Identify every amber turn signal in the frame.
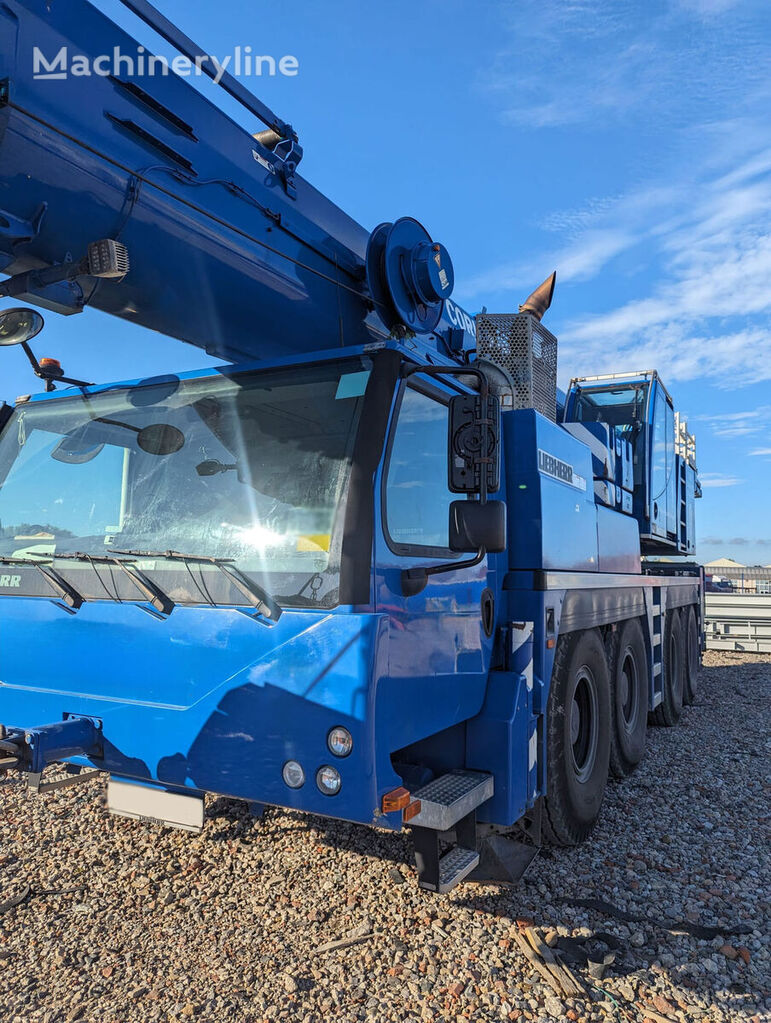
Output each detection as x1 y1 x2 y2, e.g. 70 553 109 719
402 799 422 823
381 786 410 813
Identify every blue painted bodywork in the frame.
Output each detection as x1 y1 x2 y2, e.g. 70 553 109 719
0 598 406 825
504 411 599 572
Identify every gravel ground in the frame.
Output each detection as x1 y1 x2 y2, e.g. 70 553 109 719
1 650 769 1023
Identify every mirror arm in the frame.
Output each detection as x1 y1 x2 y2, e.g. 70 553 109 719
20 340 93 391
402 363 489 400
20 340 41 374
401 547 486 597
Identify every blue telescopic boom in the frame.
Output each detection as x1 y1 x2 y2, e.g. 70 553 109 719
0 0 471 363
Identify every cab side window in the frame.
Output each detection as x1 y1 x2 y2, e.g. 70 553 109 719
385 386 454 553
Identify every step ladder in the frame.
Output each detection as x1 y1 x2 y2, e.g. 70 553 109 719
408 770 494 893
651 586 664 707
678 459 688 551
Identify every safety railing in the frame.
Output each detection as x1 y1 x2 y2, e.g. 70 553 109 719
704 594 771 653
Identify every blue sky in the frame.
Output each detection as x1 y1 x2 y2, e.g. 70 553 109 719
3 0 770 564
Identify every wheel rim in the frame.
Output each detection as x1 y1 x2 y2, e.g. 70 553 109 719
619 647 639 733
570 667 599 783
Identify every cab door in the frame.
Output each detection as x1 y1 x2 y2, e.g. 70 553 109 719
373 375 497 758
648 379 676 541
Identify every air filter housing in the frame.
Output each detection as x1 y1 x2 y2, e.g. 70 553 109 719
475 312 558 422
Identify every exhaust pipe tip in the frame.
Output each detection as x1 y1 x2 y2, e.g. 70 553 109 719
519 271 557 321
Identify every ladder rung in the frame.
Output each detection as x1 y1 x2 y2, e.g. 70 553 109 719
433 846 480 893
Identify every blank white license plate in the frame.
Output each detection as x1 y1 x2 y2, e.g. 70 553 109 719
108 779 204 833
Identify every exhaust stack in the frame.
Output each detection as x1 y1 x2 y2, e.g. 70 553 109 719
519 271 556 322
475 271 560 422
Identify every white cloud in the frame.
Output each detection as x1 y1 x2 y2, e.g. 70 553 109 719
481 0 769 132
675 0 743 15
540 196 622 237
562 190 771 354
463 141 771 389
692 406 771 438
699 473 744 488
460 229 635 300
560 325 771 389
466 3 771 390
749 448 771 456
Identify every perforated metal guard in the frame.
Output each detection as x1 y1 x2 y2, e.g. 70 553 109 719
475 313 558 421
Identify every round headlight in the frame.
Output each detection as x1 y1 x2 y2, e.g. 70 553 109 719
316 765 342 796
282 760 305 789
327 726 353 758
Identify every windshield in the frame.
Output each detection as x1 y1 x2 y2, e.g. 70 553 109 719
573 383 648 489
574 384 646 427
0 358 371 608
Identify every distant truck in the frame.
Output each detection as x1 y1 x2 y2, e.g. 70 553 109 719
0 0 703 892
706 577 732 593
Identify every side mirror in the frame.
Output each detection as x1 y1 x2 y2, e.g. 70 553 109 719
448 392 501 494
51 432 106 464
0 307 44 347
449 500 506 553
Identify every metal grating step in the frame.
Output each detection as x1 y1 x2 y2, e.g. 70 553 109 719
433 846 480 894
408 770 494 831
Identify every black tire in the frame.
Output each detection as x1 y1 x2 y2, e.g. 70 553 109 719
683 605 700 705
608 618 648 778
543 629 611 846
650 609 685 727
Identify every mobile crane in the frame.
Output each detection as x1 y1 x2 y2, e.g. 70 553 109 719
0 0 702 892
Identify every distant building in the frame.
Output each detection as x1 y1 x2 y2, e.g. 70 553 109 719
704 558 771 594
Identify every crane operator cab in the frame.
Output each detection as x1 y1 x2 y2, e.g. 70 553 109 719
563 371 700 556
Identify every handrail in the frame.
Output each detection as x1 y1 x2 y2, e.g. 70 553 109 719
119 0 299 144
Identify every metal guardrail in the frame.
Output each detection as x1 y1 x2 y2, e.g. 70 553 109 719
704 594 771 653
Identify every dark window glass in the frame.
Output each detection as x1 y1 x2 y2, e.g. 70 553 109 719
386 387 453 551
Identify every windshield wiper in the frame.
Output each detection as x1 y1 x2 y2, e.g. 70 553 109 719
110 550 282 622
26 551 174 615
0 556 85 610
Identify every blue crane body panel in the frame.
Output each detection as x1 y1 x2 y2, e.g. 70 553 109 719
0 0 703 887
